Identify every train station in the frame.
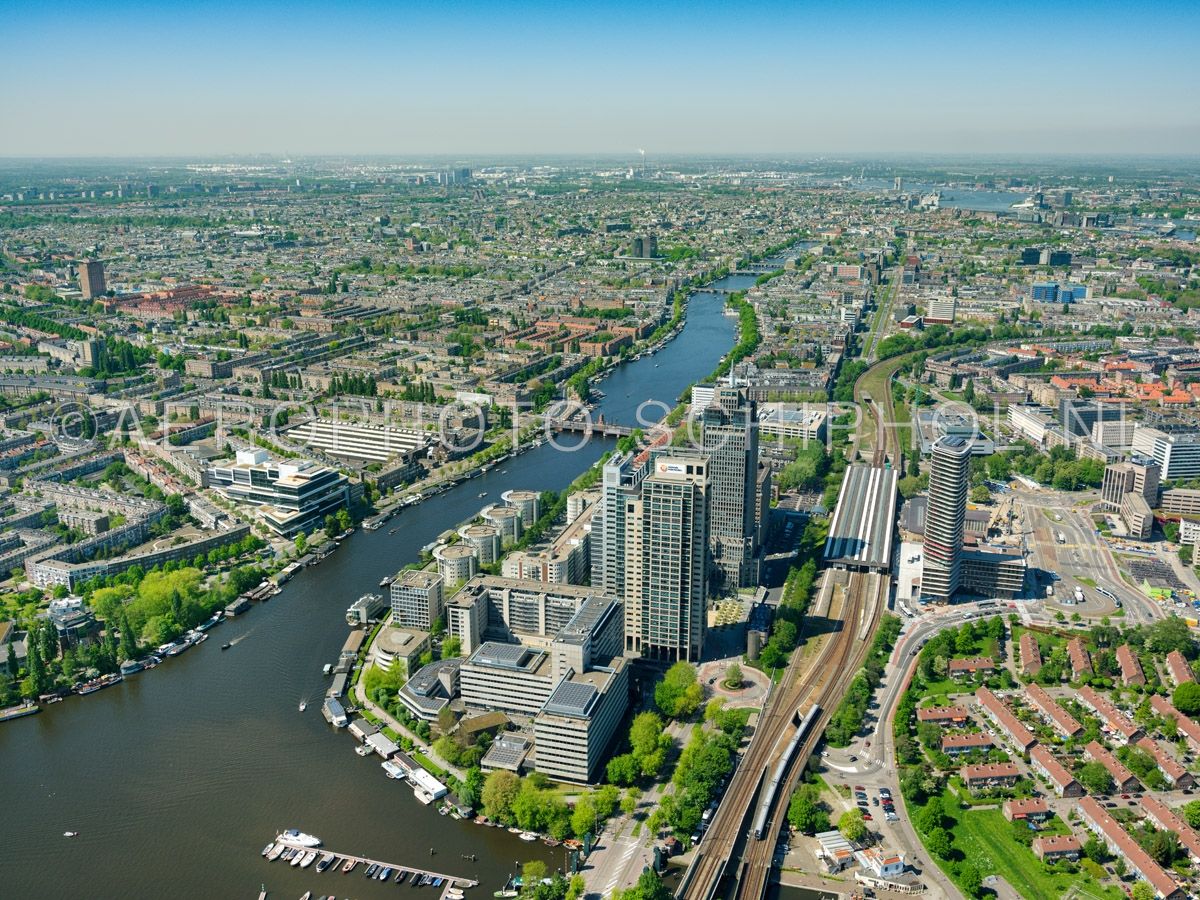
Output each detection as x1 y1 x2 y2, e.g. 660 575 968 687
822 464 899 573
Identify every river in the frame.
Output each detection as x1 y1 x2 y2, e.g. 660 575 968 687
0 271 755 899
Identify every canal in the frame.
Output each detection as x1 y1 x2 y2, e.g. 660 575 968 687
0 272 756 899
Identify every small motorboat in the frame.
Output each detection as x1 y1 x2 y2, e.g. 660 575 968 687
519 832 537 842
221 642 231 650
298 701 307 713
389 528 398 534
300 893 312 900
341 858 358 873
63 831 78 838
261 842 275 856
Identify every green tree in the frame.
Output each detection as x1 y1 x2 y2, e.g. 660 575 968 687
607 753 640 786
787 785 830 834
838 808 867 843
723 662 744 689
336 508 352 532
1173 681 1200 715
1077 761 1113 795
571 794 597 838
959 862 983 898
926 826 952 859
117 607 138 661
655 662 704 719
442 636 462 659
459 767 485 809
294 532 307 555
1132 885 1155 900
521 860 547 891
1182 800 1200 830
482 770 520 823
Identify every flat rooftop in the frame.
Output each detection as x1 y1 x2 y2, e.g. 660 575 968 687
824 464 898 572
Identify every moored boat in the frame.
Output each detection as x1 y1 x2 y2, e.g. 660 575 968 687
341 858 357 873
279 829 322 847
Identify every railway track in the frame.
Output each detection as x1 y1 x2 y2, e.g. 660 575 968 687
733 573 885 900
678 358 897 900
680 573 883 900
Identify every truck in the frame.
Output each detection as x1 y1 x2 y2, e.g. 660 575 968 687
1056 531 1067 545
1074 586 1085 604
1046 584 1054 598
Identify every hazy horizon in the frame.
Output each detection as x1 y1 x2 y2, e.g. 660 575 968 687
2 0 1198 157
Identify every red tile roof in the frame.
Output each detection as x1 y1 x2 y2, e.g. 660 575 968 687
1167 650 1195 685
1025 684 1083 737
1078 797 1182 900
1084 741 1139 790
975 687 1037 751
1079 686 1143 741
1142 795 1200 862
1067 637 1092 677
1116 645 1145 685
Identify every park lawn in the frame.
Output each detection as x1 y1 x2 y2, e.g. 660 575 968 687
914 677 968 701
1012 625 1066 659
946 803 1121 900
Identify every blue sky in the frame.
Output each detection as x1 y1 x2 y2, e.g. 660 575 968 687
2 0 1197 156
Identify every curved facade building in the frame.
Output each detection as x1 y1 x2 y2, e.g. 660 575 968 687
484 505 523 543
459 523 502 565
501 489 541 527
433 543 477 585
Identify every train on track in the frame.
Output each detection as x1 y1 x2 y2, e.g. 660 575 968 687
751 703 822 840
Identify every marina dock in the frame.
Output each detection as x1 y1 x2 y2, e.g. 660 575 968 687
269 838 479 898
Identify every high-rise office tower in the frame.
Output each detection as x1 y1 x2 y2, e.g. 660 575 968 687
637 452 709 662
700 386 760 589
592 451 649 602
922 436 971 603
78 259 106 299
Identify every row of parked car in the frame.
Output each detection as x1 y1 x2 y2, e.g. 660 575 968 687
854 785 899 823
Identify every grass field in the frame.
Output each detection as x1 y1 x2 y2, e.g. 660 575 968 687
941 798 1122 900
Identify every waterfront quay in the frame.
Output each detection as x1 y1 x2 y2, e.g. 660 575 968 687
0 283 739 899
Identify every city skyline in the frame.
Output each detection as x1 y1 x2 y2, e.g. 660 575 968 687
3 0 1199 157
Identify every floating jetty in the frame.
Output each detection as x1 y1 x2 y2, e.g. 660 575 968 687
268 838 479 897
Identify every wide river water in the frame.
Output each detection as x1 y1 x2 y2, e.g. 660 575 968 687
0 273 761 899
